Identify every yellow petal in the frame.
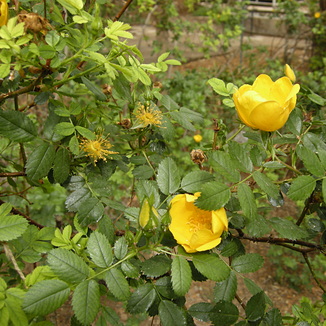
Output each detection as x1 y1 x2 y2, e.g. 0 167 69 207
249 101 290 131
284 64 296 82
189 229 221 252
269 77 294 106
251 74 274 99
211 208 228 233
0 0 8 26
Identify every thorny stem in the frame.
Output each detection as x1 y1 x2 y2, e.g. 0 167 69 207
113 0 134 21
302 252 326 293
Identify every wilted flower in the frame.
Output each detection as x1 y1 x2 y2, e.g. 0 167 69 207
80 135 118 163
193 134 203 143
169 193 228 253
284 64 296 82
0 0 8 26
233 74 300 132
190 149 206 165
314 12 321 19
134 103 163 128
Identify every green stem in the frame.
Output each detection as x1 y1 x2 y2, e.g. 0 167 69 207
226 124 246 143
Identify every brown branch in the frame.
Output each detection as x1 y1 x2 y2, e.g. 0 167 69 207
0 199 44 229
234 234 325 253
3 244 26 283
0 172 27 177
296 192 314 226
113 0 134 21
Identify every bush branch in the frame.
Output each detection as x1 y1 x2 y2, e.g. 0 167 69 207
113 0 134 21
0 172 27 177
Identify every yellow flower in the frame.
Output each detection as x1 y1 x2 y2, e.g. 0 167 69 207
233 74 300 132
284 64 296 82
169 193 228 253
80 136 117 163
0 0 8 26
314 12 321 19
134 103 163 128
193 134 203 143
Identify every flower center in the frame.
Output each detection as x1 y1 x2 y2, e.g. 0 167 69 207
187 211 212 233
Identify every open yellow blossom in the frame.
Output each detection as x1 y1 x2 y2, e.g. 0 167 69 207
169 193 228 253
193 134 203 143
0 0 8 26
284 64 296 82
134 103 163 128
80 136 117 163
233 74 300 132
314 12 321 19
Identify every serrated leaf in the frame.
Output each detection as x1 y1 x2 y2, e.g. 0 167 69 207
47 248 90 283
98 217 115 245
136 180 160 207
127 283 156 314
114 236 128 260
65 187 92 212
188 302 212 322
213 271 237 302
22 279 70 316
53 147 70 183
244 278 272 306
76 197 104 226
0 215 28 241
158 94 179 111
159 300 187 326
5 295 29 326
169 110 196 131
104 268 130 300
181 171 215 193
192 253 230 282
0 109 37 142
246 214 271 237
88 232 113 268
54 122 75 136
171 256 192 296
269 217 309 240
263 308 283 326
75 126 96 140
210 301 239 326
237 183 257 220
231 253 264 273
132 165 154 179
208 78 229 96
121 260 140 278
81 76 107 101
25 143 56 181
252 171 280 200
102 306 123 326
287 175 316 201
157 157 180 195
245 292 265 322
72 280 100 325
228 142 253 173
195 181 231 210
141 254 171 277
296 146 325 177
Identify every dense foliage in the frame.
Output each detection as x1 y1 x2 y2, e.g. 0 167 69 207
0 0 325 325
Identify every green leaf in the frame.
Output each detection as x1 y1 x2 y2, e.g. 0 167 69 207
72 280 100 325
22 279 70 316
181 171 215 193
158 94 179 111
121 260 140 278
308 92 326 106
323 179 326 204
195 181 231 210
231 253 264 273
65 187 92 212
192 253 230 282
39 44 56 59
5 295 29 326
213 271 237 302
114 236 128 260
54 122 75 136
0 63 10 78
98 217 115 245
208 78 229 96
252 171 280 200
244 278 272 306
209 151 240 183
296 146 325 177
102 306 124 326
287 175 316 201
0 109 37 142
158 300 187 326
188 302 212 323
127 283 156 314
141 255 171 278
228 142 253 173
132 165 154 180
88 232 113 268
246 214 271 237
47 248 90 283
69 135 80 155
0 215 28 241
26 143 56 182
157 157 180 195
81 76 107 101
171 256 192 296
237 183 257 220
75 126 96 140
263 308 282 326
210 301 239 326
104 268 130 300
269 217 309 240
245 292 265 322
76 197 104 226
53 148 70 183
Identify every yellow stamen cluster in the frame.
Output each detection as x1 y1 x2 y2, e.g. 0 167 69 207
80 136 118 163
134 103 163 127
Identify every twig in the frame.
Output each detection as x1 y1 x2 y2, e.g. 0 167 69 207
0 199 44 229
0 172 27 177
3 244 26 283
113 0 134 22
302 252 326 293
296 192 314 226
235 293 246 310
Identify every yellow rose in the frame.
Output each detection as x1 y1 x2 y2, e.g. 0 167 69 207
314 12 321 19
284 64 296 82
193 134 203 143
233 74 300 132
169 193 228 253
0 0 8 26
